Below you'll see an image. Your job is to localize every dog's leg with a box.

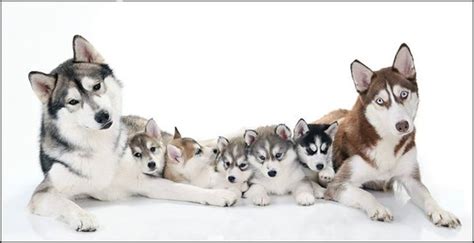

[28,179,98,232]
[245,183,270,206]
[399,175,461,228]
[326,182,393,222]
[137,177,237,207]
[311,181,326,199]
[292,179,316,206]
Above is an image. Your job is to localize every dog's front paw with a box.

[367,205,393,222]
[66,211,98,232]
[296,192,315,206]
[313,186,326,199]
[206,189,237,207]
[252,194,271,206]
[428,207,461,228]
[319,168,335,183]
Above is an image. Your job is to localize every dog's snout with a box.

[267,170,277,177]
[228,176,236,183]
[316,163,324,170]
[94,110,110,124]
[147,161,156,170]
[395,120,409,133]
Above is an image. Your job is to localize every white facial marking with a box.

[309,143,317,153]
[81,77,99,91]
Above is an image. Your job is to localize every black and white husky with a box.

[243,125,315,206]
[27,35,237,232]
[293,118,338,198]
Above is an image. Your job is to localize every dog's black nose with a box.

[228,176,236,183]
[148,161,156,169]
[316,163,324,170]
[268,170,277,177]
[396,120,409,133]
[94,110,110,124]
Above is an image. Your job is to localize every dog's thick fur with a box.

[320,44,461,228]
[27,36,236,232]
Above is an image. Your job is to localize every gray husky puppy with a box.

[243,125,315,206]
[27,35,236,232]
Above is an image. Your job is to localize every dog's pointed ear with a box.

[73,35,105,64]
[325,121,339,138]
[275,124,292,141]
[145,119,161,140]
[28,71,57,103]
[351,60,374,93]
[173,127,182,139]
[167,144,183,163]
[244,130,258,146]
[217,136,229,153]
[393,43,416,80]
[294,118,309,140]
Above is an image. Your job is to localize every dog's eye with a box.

[93,83,101,91]
[375,98,384,105]
[306,147,316,155]
[134,152,142,158]
[150,147,156,153]
[68,99,79,105]
[400,91,409,99]
[239,163,248,170]
[225,161,231,167]
[195,148,202,155]
[258,155,266,161]
[275,152,283,160]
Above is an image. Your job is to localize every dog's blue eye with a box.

[68,99,79,105]
[93,83,101,91]
[134,152,142,158]
[375,98,384,105]
[400,91,409,99]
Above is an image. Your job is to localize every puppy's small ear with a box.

[173,127,182,139]
[351,60,374,93]
[392,43,416,80]
[29,71,57,103]
[73,35,105,64]
[167,144,183,163]
[217,136,229,153]
[325,121,339,138]
[244,130,258,146]
[293,118,309,140]
[145,119,161,140]
[275,124,291,141]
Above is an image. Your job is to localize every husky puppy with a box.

[243,125,315,206]
[293,118,338,198]
[323,44,461,228]
[214,136,253,197]
[27,36,237,232]
[163,128,223,189]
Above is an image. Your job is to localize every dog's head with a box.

[166,127,218,173]
[293,118,337,172]
[128,119,166,176]
[216,136,253,184]
[245,124,297,178]
[351,44,419,137]
[29,35,122,131]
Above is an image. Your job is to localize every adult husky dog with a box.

[27,36,236,232]
[322,44,461,228]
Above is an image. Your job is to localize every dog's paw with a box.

[252,194,271,206]
[207,189,237,207]
[319,168,335,183]
[296,192,315,206]
[313,187,326,199]
[67,211,98,232]
[428,208,461,228]
[367,205,393,222]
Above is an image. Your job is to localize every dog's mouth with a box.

[100,121,113,130]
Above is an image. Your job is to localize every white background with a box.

[2,2,472,240]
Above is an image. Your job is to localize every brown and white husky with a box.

[320,44,461,228]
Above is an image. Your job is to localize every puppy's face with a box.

[167,128,218,172]
[216,137,253,184]
[244,125,297,179]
